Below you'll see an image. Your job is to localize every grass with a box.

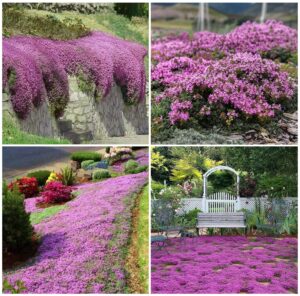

[3,114,70,144]
[30,205,67,225]
[22,9,148,46]
[136,185,149,292]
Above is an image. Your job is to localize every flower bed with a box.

[152,20,297,141]
[4,172,148,293]
[151,236,297,294]
[3,32,147,119]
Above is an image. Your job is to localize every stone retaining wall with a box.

[63,77,148,140]
[3,76,148,143]
[3,92,59,138]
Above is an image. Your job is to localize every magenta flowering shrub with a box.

[152,20,297,63]
[3,32,147,119]
[5,172,148,293]
[223,20,298,55]
[152,21,297,128]
[152,236,297,294]
[39,181,72,204]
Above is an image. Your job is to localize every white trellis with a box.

[202,165,240,213]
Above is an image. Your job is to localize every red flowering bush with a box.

[8,177,39,198]
[39,181,72,204]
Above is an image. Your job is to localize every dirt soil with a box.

[125,191,146,294]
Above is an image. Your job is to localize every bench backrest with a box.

[197,212,246,228]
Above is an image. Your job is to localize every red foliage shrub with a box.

[8,177,39,198]
[40,181,72,204]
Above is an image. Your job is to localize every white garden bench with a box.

[197,212,246,233]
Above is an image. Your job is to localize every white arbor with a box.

[202,165,241,213]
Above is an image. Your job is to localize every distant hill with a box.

[243,3,297,17]
[209,3,253,15]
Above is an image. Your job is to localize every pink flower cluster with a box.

[169,100,192,125]
[3,32,147,119]
[152,236,297,294]
[153,20,297,63]
[152,21,297,125]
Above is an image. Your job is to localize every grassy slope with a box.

[125,184,149,293]
[3,114,70,144]
[30,205,67,225]
[137,185,149,292]
[25,9,148,46]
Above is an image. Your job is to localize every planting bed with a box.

[4,172,148,293]
[151,236,297,294]
[152,20,298,144]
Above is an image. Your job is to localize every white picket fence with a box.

[205,192,239,213]
[179,197,297,214]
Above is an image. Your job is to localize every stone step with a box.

[57,119,73,133]
[63,130,93,144]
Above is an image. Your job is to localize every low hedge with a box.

[81,160,95,170]
[124,160,139,172]
[71,151,102,163]
[125,165,148,174]
[87,160,109,170]
[92,169,111,180]
[27,170,51,186]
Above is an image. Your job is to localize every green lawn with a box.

[30,205,68,225]
[3,114,70,144]
[137,185,149,292]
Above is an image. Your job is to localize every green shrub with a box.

[3,279,26,294]
[208,171,235,191]
[3,182,33,252]
[114,3,148,19]
[125,159,139,172]
[151,181,165,195]
[60,166,75,186]
[71,151,102,163]
[92,169,111,181]
[27,170,51,186]
[179,208,201,225]
[125,165,148,174]
[81,160,95,170]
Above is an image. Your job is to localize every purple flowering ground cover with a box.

[4,172,148,293]
[151,236,297,294]
[152,20,297,128]
[3,31,147,119]
[111,148,149,173]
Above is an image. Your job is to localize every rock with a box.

[283,112,298,121]
[57,119,72,133]
[70,160,80,171]
[76,169,92,183]
[287,127,298,136]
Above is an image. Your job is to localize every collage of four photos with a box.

[2,1,298,294]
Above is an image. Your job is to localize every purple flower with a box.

[3,32,147,119]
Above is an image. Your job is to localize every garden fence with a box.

[152,197,297,215]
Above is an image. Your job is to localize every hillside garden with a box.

[3,3,149,144]
[3,147,149,293]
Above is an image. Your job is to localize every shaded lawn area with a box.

[151,236,297,294]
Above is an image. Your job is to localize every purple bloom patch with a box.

[151,236,297,294]
[4,172,148,293]
[3,32,147,119]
